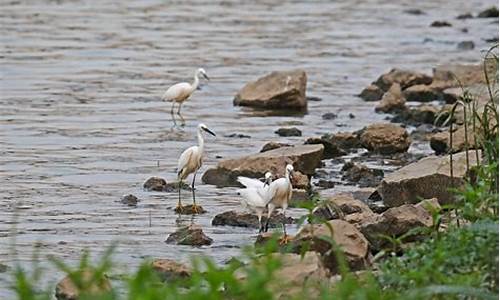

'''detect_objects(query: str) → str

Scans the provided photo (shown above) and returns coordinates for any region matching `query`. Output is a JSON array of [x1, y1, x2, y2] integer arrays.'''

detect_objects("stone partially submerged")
[[212, 210, 293, 228], [234, 69, 307, 110], [166, 225, 213, 246], [152, 259, 191, 281], [377, 150, 481, 207], [360, 123, 411, 154], [202, 144, 323, 187]]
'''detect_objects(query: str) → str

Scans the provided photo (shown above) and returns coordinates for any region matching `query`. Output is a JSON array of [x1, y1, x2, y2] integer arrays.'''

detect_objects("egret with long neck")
[[162, 68, 209, 127], [176, 123, 216, 213], [237, 172, 274, 232], [265, 164, 294, 242]]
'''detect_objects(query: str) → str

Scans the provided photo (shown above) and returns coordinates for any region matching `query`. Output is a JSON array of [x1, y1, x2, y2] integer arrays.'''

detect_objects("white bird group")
[[166, 69, 294, 242], [237, 164, 294, 241]]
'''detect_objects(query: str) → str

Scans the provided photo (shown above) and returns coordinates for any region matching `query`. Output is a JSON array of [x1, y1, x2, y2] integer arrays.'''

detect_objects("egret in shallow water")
[[162, 68, 209, 127], [237, 172, 274, 232], [265, 164, 294, 243], [176, 123, 216, 213]]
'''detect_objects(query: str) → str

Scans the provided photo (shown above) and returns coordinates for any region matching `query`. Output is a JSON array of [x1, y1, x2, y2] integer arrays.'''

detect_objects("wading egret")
[[162, 68, 209, 127], [176, 123, 216, 213], [237, 172, 274, 232], [265, 164, 294, 243]]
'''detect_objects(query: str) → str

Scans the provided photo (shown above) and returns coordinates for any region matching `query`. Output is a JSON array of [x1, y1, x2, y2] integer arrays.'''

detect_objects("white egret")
[[162, 68, 209, 127], [176, 123, 216, 213], [265, 164, 294, 243], [237, 172, 274, 232]]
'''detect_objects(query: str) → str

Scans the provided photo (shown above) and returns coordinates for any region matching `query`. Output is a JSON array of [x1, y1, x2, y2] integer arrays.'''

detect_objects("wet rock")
[[368, 200, 389, 214], [315, 179, 335, 189], [359, 204, 432, 251], [260, 141, 292, 152], [275, 127, 302, 137], [374, 69, 433, 91], [224, 133, 251, 139], [360, 123, 411, 154], [212, 210, 293, 228], [477, 6, 499, 18], [359, 84, 384, 101], [341, 162, 384, 188], [430, 20, 452, 27], [236, 252, 328, 299], [293, 220, 371, 274], [0, 263, 9, 273], [377, 151, 481, 207], [404, 8, 424, 15], [166, 224, 213, 246], [152, 259, 191, 281], [174, 204, 207, 215], [457, 13, 473, 19], [400, 104, 441, 125], [322, 112, 338, 120], [143, 177, 167, 191], [403, 84, 441, 102], [234, 69, 307, 110], [305, 136, 346, 159], [121, 194, 139, 206], [55, 269, 112, 300], [457, 41, 475, 50], [202, 144, 323, 187], [375, 83, 406, 113], [332, 132, 361, 150], [330, 193, 373, 215]]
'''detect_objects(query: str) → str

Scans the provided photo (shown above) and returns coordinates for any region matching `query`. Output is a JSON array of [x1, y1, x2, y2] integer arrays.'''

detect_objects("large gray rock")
[[377, 151, 481, 207], [360, 123, 411, 154], [374, 68, 432, 91], [293, 219, 371, 274], [359, 204, 433, 251], [313, 193, 375, 221], [234, 70, 307, 110], [202, 144, 323, 187]]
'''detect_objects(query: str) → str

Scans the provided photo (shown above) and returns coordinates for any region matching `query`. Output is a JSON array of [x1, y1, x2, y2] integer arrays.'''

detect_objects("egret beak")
[[202, 127, 216, 136], [202, 73, 210, 80], [263, 182, 269, 188]]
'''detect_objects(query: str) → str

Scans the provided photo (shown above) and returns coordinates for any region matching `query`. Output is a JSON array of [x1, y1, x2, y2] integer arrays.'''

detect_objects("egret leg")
[[264, 203, 275, 233], [177, 102, 186, 127], [191, 171, 202, 214], [170, 101, 178, 127], [175, 179, 184, 213], [279, 208, 291, 245], [258, 213, 263, 233]]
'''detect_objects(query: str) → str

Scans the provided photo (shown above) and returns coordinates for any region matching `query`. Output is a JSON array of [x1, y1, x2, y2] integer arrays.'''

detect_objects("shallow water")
[[0, 0, 498, 296]]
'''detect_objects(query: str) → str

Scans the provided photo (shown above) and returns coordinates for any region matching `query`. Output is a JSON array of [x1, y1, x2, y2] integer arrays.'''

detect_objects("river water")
[[0, 0, 497, 297]]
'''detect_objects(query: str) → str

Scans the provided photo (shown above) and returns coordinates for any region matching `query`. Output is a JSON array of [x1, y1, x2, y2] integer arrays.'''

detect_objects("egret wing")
[[238, 188, 267, 209], [237, 176, 265, 189], [162, 82, 191, 101], [177, 146, 196, 176]]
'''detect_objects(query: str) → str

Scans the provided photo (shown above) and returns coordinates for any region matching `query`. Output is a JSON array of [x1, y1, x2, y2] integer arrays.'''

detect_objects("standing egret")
[[176, 123, 216, 213], [162, 68, 209, 127], [264, 164, 294, 243], [237, 172, 274, 232]]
